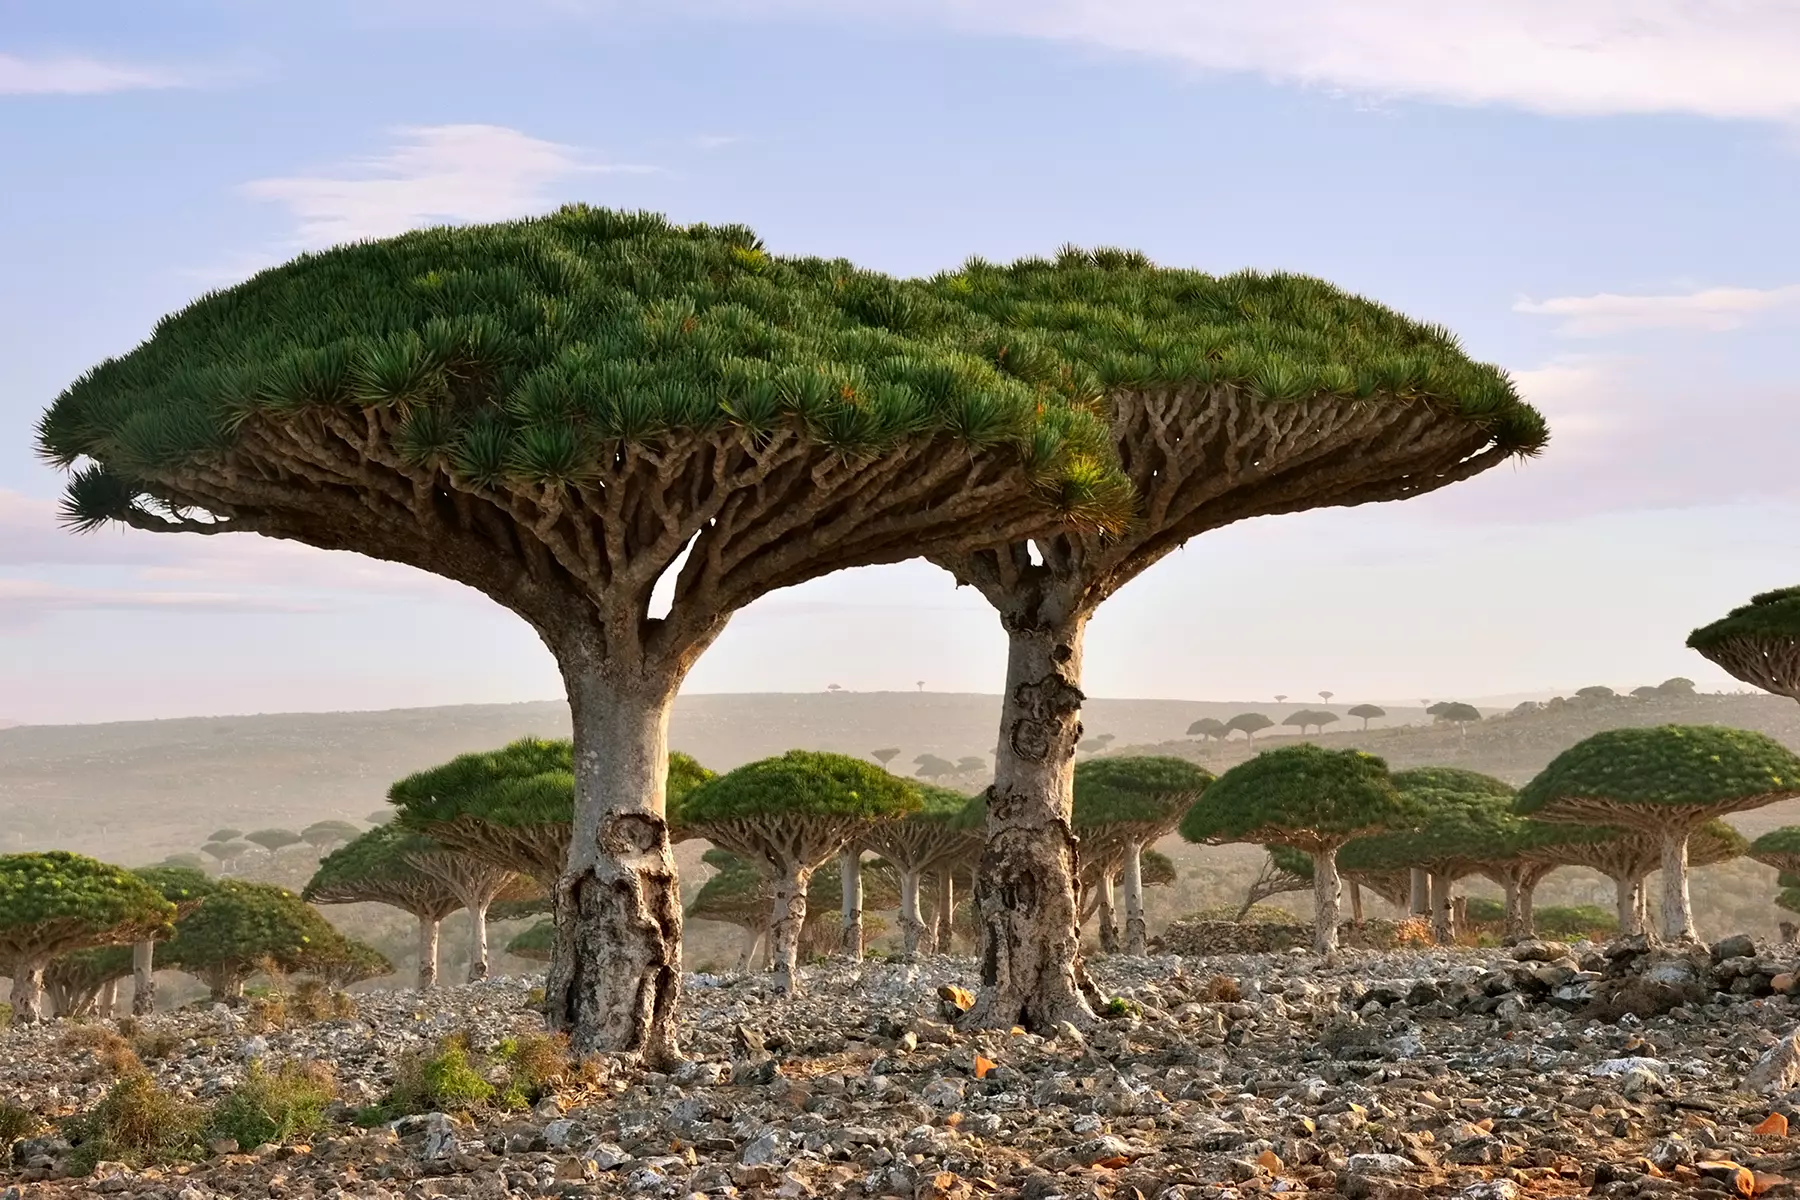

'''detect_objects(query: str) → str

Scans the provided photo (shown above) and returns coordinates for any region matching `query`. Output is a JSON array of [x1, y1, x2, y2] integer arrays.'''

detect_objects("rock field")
[[13, 936, 1800, 1199]]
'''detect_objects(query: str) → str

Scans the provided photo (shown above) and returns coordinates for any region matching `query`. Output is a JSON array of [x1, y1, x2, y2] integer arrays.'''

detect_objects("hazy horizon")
[[5, 3, 1797, 726]]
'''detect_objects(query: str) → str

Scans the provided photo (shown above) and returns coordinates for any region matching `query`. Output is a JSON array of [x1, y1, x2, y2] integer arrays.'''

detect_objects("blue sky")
[[4, 1, 1799, 724]]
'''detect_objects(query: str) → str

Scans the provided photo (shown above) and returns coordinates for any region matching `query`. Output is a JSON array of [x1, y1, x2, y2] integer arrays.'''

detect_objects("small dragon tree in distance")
[[302, 820, 364, 854], [862, 783, 979, 961], [1515, 725, 1800, 942], [1181, 746, 1417, 954], [1348, 704, 1385, 731], [402, 842, 534, 983], [0, 853, 177, 1022], [1072, 756, 1211, 955], [37, 205, 1127, 1064], [1689, 588, 1800, 702], [161, 879, 350, 1000], [303, 824, 464, 990], [389, 737, 711, 885], [679, 751, 920, 994], [124, 864, 216, 1014], [927, 253, 1545, 1030]]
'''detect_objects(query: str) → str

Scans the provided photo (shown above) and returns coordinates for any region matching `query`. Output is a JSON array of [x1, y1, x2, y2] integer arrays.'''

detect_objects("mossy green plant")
[[206, 1061, 336, 1149]]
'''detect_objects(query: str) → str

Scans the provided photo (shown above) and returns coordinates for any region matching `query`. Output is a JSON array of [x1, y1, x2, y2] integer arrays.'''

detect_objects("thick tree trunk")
[[1096, 873, 1119, 954], [10, 958, 46, 1023], [934, 871, 956, 954], [1615, 874, 1644, 936], [1311, 850, 1342, 954], [98, 979, 118, 1018], [965, 609, 1095, 1031], [1502, 874, 1525, 943], [1350, 880, 1365, 928], [466, 899, 490, 982], [416, 915, 440, 991], [1429, 872, 1453, 945], [899, 869, 926, 960], [840, 848, 863, 961], [207, 967, 243, 1002], [1122, 841, 1147, 955], [131, 940, 156, 1015], [1519, 875, 1537, 937], [769, 866, 812, 995], [1659, 828, 1697, 942], [1637, 884, 1651, 937], [1409, 868, 1429, 915], [545, 663, 685, 1065]]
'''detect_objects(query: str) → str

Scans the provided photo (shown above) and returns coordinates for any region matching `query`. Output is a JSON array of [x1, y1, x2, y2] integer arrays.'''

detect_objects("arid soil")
[[11, 936, 1800, 1199]]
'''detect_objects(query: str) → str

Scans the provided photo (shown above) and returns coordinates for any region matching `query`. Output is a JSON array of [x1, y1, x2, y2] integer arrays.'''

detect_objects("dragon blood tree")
[[508, 919, 556, 964], [45, 945, 133, 1017], [1079, 848, 1177, 928], [303, 825, 465, 989], [679, 751, 918, 994], [162, 880, 349, 1000], [124, 865, 215, 1015], [1516, 726, 1800, 941], [925, 254, 1545, 1027], [687, 849, 898, 970], [1181, 746, 1417, 953], [1688, 588, 1800, 701], [1533, 819, 1745, 936], [0, 852, 176, 1022], [1241, 844, 1411, 922], [403, 842, 535, 982], [309, 937, 395, 990], [1751, 827, 1800, 881], [862, 783, 979, 960], [37, 207, 1125, 1062], [1072, 756, 1211, 955]]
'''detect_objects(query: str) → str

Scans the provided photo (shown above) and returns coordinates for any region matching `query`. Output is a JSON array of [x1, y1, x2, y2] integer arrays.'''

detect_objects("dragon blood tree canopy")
[[161, 879, 348, 998], [0, 852, 179, 1021], [1517, 725, 1800, 941], [388, 738, 712, 884], [303, 824, 462, 920], [1688, 588, 1800, 702], [1752, 827, 1800, 876], [920, 252, 1546, 1027], [860, 782, 979, 960], [38, 205, 1129, 1062], [1073, 755, 1211, 954]]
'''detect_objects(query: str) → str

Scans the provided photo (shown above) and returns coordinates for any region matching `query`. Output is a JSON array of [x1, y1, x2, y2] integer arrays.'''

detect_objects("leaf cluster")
[[1073, 755, 1212, 826], [0, 851, 177, 952], [1178, 745, 1414, 849], [159, 880, 342, 976], [302, 822, 458, 911], [1689, 588, 1800, 651], [678, 749, 921, 824], [1515, 725, 1800, 815], [388, 737, 710, 827]]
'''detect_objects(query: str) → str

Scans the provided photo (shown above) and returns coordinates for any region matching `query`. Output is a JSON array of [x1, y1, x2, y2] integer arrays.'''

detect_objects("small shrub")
[[130, 1028, 185, 1061], [246, 993, 287, 1034], [206, 1060, 335, 1150], [389, 1036, 494, 1115], [0, 1101, 42, 1144], [59, 1026, 143, 1077], [115, 1016, 141, 1039], [1535, 904, 1619, 940], [495, 1032, 570, 1109], [0, 1001, 12, 1027], [63, 1072, 206, 1173], [1198, 975, 1242, 1003], [1392, 916, 1433, 947], [330, 991, 357, 1020], [1101, 996, 1142, 1019], [292, 981, 334, 1023]]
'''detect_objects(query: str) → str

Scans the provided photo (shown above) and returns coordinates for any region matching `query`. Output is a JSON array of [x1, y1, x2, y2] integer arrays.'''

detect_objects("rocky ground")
[[12, 936, 1800, 1200]]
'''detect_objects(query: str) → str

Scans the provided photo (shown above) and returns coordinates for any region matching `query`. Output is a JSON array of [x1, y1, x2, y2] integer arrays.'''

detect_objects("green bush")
[[1535, 904, 1620, 939], [63, 1072, 206, 1173], [0, 1100, 41, 1145], [1464, 896, 1505, 923], [388, 1036, 494, 1115], [206, 1061, 335, 1150], [493, 1033, 570, 1110]]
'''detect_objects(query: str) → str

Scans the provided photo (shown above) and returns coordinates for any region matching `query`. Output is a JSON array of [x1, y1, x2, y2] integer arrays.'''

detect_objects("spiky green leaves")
[[1515, 725, 1800, 818], [302, 823, 458, 916], [386, 737, 711, 828], [1179, 745, 1415, 852], [1751, 826, 1800, 874], [39, 206, 1126, 522], [1690, 588, 1800, 646], [1073, 756, 1213, 827], [679, 750, 921, 824], [0, 852, 178, 961], [1687, 589, 1800, 701]]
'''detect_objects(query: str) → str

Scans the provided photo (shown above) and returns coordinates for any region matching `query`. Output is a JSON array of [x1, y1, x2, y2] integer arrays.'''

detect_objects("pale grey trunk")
[[899, 870, 926, 960], [839, 848, 863, 961], [466, 900, 490, 982], [966, 607, 1094, 1032], [1311, 850, 1342, 954], [736, 927, 764, 972], [545, 662, 684, 1066], [131, 940, 156, 1015], [1096, 873, 1119, 954], [9, 958, 46, 1023], [1637, 883, 1651, 936], [1615, 874, 1645, 936], [97, 979, 118, 1019], [1660, 828, 1696, 942], [1349, 879, 1364, 928], [769, 866, 811, 995], [1502, 874, 1525, 943], [1409, 868, 1429, 915], [933, 871, 955, 954], [1519, 876, 1537, 936], [1121, 840, 1147, 955], [416, 915, 440, 991], [1428, 872, 1453, 945]]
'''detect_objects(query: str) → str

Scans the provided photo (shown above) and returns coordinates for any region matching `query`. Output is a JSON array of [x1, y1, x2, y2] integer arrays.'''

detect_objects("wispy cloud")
[[0, 579, 320, 631], [680, 0, 1800, 122], [240, 124, 656, 246], [1515, 284, 1800, 336], [0, 52, 185, 95]]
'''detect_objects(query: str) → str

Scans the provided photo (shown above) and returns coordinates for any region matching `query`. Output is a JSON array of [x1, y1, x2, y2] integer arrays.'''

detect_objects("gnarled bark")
[[1121, 841, 1147, 955], [467, 903, 489, 982], [546, 666, 685, 1065], [1311, 850, 1342, 954], [97, 979, 118, 1018], [132, 940, 156, 1015], [769, 867, 813, 995], [10, 958, 46, 1023], [840, 848, 863, 961], [1660, 828, 1696, 942]]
